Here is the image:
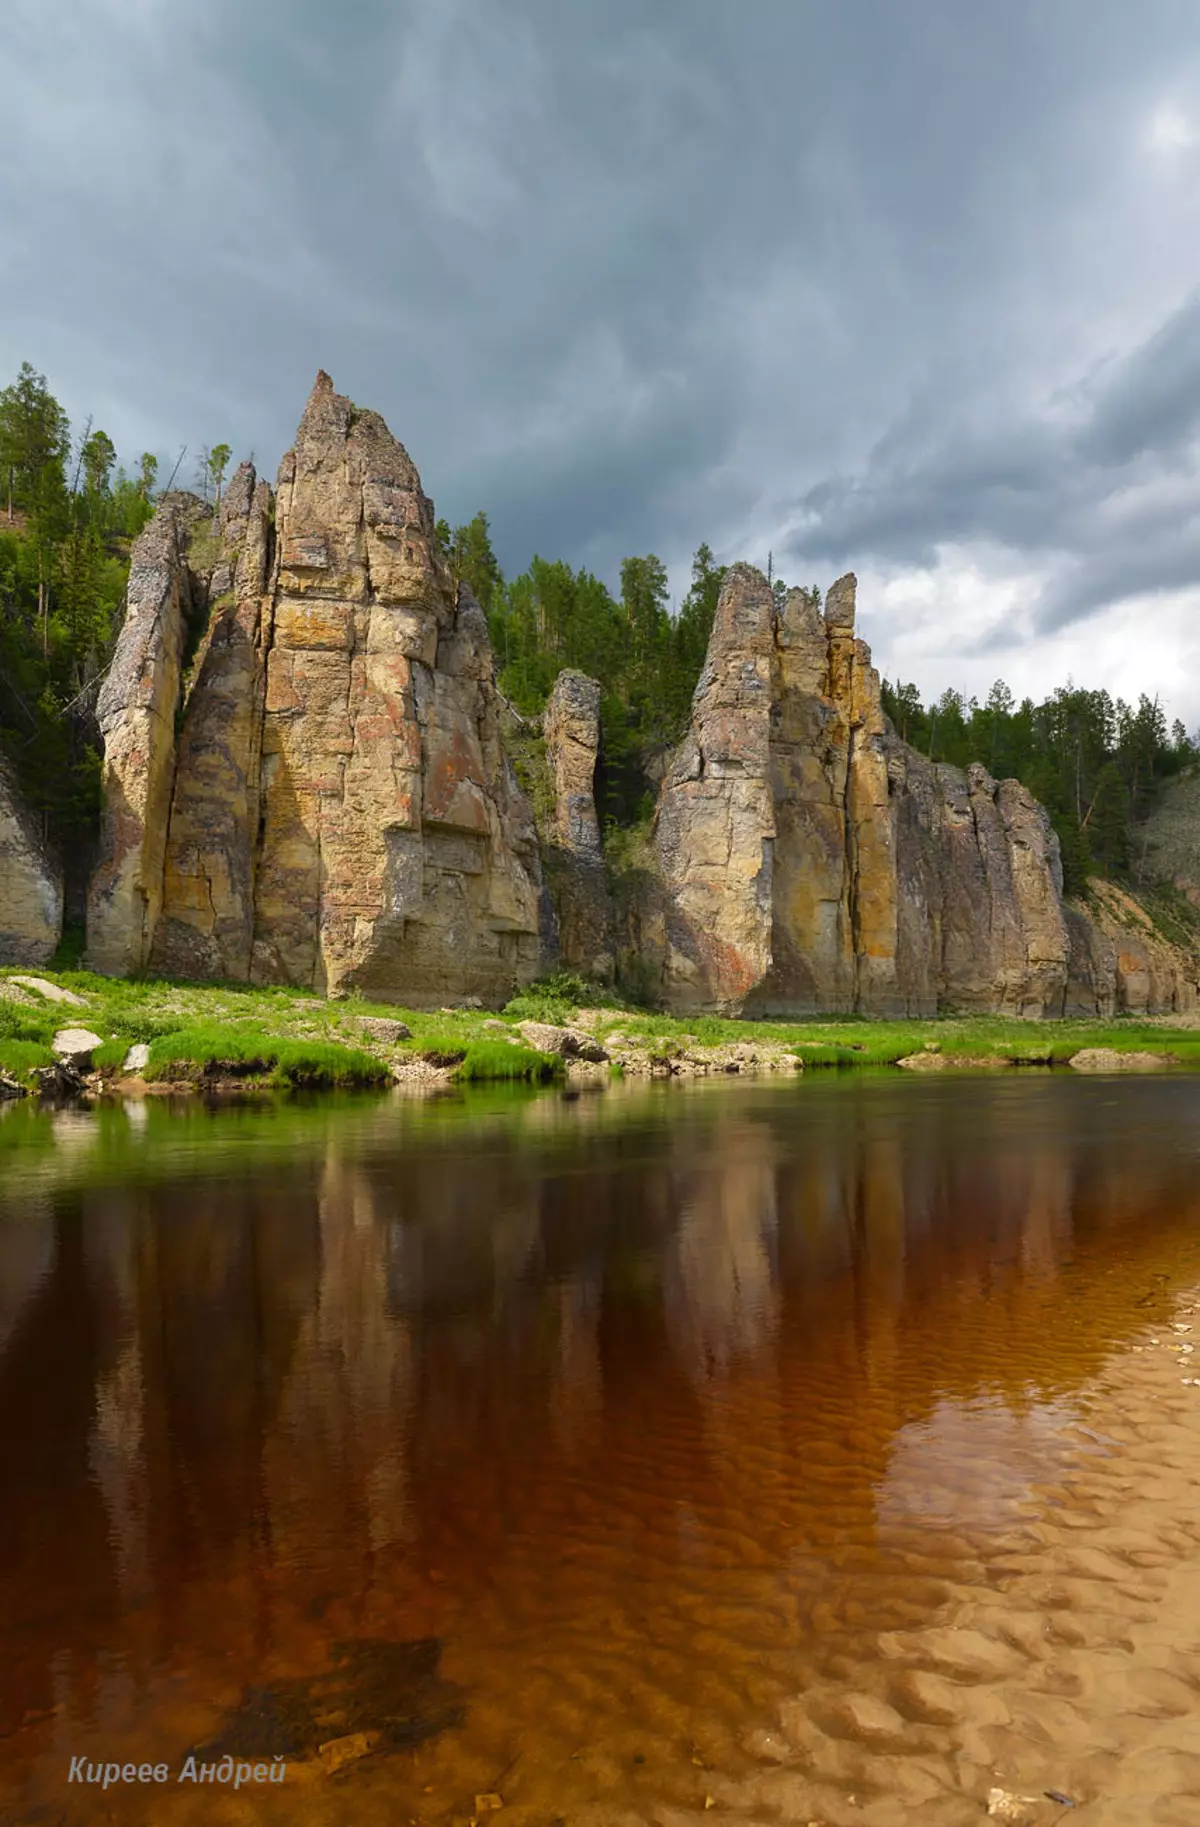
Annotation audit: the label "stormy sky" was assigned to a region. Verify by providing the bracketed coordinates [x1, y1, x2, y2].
[5, 0, 1200, 723]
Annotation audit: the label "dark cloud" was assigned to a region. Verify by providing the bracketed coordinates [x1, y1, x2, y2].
[3, 0, 1200, 681]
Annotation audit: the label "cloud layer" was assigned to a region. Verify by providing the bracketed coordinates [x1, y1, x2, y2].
[4, 0, 1200, 719]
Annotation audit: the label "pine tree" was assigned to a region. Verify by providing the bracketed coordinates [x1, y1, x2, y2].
[0, 362, 69, 522]
[448, 510, 503, 610]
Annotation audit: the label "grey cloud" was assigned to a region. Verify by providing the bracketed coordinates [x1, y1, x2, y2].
[1078, 290, 1200, 465]
[784, 289, 1200, 635]
[2, 0, 1200, 659]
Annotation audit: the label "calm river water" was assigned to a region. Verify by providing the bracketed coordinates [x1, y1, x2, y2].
[4, 1073, 1200, 1826]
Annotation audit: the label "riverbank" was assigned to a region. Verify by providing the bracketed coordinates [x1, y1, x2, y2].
[5, 967, 1200, 1099]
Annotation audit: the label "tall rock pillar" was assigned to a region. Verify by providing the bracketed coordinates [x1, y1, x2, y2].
[86, 494, 210, 976]
[542, 669, 613, 977]
[654, 564, 776, 1008]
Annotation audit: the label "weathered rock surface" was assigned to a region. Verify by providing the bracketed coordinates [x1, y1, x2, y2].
[86, 493, 211, 975]
[0, 753, 63, 966]
[149, 461, 272, 981]
[51, 1028, 103, 1067]
[655, 568, 1070, 1015]
[517, 1020, 608, 1062]
[9, 975, 87, 1006]
[88, 374, 543, 1005]
[541, 668, 613, 977]
[352, 1016, 412, 1045]
[544, 670, 603, 856]
[1069, 1047, 1173, 1072]
[655, 565, 777, 1007]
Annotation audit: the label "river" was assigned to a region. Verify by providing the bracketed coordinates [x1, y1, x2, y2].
[3, 1074, 1200, 1826]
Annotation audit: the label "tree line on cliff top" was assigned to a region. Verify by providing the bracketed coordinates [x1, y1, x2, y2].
[0, 359, 1193, 903]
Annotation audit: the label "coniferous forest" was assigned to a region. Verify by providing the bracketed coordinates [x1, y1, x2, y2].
[1, 359, 1195, 904]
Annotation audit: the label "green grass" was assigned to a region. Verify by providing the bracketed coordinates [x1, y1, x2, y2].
[6, 960, 1200, 1094]
[0, 1002, 60, 1046]
[143, 1025, 390, 1089]
[0, 1038, 55, 1079]
[453, 1040, 563, 1082]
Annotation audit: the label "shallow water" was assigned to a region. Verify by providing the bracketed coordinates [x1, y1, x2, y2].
[4, 1073, 1200, 1825]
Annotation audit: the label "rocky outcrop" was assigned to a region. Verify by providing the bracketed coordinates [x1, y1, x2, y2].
[1067, 879, 1199, 1015]
[0, 753, 62, 965]
[882, 749, 1070, 1018]
[86, 493, 210, 974]
[149, 462, 272, 980]
[655, 566, 776, 1006]
[655, 567, 1071, 1015]
[545, 670, 603, 857]
[88, 374, 542, 1004]
[541, 669, 613, 978]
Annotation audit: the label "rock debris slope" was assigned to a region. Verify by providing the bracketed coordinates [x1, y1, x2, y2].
[86, 373, 542, 1002]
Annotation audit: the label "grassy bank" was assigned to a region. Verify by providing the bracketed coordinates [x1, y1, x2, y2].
[3, 964, 1200, 1095]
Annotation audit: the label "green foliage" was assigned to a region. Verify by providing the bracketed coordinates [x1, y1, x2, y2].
[439, 503, 730, 837]
[208, 442, 232, 504]
[502, 968, 621, 1024]
[0, 362, 156, 864]
[445, 509, 503, 610]
[0, 362, 69, 519]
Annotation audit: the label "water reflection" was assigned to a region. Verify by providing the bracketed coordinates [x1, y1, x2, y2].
[2, 1074, 1200, 1820]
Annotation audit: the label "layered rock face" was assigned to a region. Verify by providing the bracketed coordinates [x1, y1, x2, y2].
[541, 670, 613, 977]
[0, 754, 62, 965]
[656, 567, 1071, 1015]
[88, 374, 542, 1002]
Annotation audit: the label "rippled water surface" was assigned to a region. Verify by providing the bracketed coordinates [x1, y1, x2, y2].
[4, 1073, 1200, 1826]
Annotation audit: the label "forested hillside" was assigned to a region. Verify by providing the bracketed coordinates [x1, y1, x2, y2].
[0, 363, 155, 855]
[1, 357, 1195, 908]
[880, 678, 1196, 895]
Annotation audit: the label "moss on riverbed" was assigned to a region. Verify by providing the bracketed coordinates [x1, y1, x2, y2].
[4, 963, 1200, 1095]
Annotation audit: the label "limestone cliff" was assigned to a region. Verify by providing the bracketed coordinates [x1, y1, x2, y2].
[88, 374, 542, 1003]
[655, 567, 1071, 1015]
[0, 753, 62, 965]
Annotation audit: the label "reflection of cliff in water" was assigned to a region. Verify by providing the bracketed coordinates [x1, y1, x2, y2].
[3, 1078, 1200, 1741]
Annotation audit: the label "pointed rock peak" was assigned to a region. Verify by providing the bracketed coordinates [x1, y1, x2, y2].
[709, 562, 775, 657]
[724, 561, 771, 591]
[775, 582, 824, 645]
[294, 369, 353, 454]
[824, 573, 857, 632]
[219, 459, 258, 527]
